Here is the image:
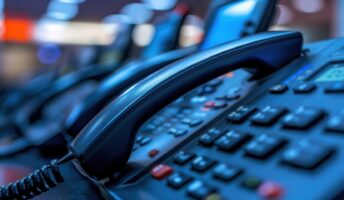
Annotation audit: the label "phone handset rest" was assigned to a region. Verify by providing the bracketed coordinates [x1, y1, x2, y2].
[70, 31, 303, 179]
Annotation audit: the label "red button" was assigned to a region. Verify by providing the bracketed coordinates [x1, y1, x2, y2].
[204, 101, 216, 108]
[148, 149, 159, 158]
[151, 164, 173, 180]
[258, 181, 284, 199]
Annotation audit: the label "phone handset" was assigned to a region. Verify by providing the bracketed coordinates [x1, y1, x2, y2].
[14, 67, 109, 126]
[0, 31, 302, 200]
[70, 31, 303, 179]
[64, 47, 196, 136]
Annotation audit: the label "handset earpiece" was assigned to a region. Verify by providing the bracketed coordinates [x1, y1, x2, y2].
[70, 31, 303, 179]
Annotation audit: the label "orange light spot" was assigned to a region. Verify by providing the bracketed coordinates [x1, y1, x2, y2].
[2, 18, 34, 43]
[225, 72, 234, 78]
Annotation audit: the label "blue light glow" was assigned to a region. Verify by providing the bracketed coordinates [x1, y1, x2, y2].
[142, 0, 176, 11]
[37, 44, 62, 65]
[120, 3, 153, 24]
[47, 1, 79, 20]
[0, 0, 3, 11]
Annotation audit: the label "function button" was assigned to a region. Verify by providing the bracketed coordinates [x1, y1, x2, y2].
[324, 82, 344, 93]
[148, 149, 159, 158]
[135, 135, 144, 143]
[215, 130, 251, 152]
[191, 156, 216, 172]
[162, 122, 173, 129]
[203, 86, 216, 94]
[216, 87, 241, 101]
[213, 163, 243, 182]
[325, 115, 344, 133]
[141, 124, 157, 133]
[182, 118, 204, 127]
[225, 93, 241, 101]
[282, 106, 324, 130]
[206, 78, 223, 88]
[199, 128, 224, 146]
[176, 113, 186, 119]
[173, 151, 195, 165]
[269, 84, 288, 94]
[293, 83, 316, 94]
[191, 96, 207, 104]
[151, 116, 165, 125]
[151, 164, 173, 180]
[204, 101, 227, 109]
[258, 181, 284, 199]
[215, 95, 226, 100]
[250, 106, 287, 126]
[162, 108, 179, 117]
[281, 139, 333, 169]
[227, 87, 241, 94]
[139, 136, 152, 146]
[168, 128, 188, 137]
[241, 176, 262, 190]
[187, 180, 216, 200]
[167, 172, 192, 189]
[181, 108, 192, 114]
[170, 118, 179, 123]
[213, 101, 227, 109]
[227, 106, 257, 124]
[244, 134, 285, 159]
[197, 86, 215, 96]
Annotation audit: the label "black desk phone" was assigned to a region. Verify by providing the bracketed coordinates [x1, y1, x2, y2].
[95, 33, 344, 200]
[2, 16, 344, 199]
[5, 2, 344, 200]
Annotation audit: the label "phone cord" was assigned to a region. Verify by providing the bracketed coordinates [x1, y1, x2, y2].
[0, 152, 74, 200]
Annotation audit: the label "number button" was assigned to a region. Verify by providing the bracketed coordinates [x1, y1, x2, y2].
[281, 140, 333, 169]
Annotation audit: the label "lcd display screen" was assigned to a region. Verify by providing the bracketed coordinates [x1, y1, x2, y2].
[315, 64, 344, 82]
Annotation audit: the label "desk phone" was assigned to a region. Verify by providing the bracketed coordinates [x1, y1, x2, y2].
[101, 36, 344, 200]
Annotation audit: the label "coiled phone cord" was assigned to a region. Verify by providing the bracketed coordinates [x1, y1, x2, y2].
[0, 152, 74, 200]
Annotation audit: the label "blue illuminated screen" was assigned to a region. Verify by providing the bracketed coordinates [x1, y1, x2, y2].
[200, 0, 257, 50]
[316, 63, 344, 82]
